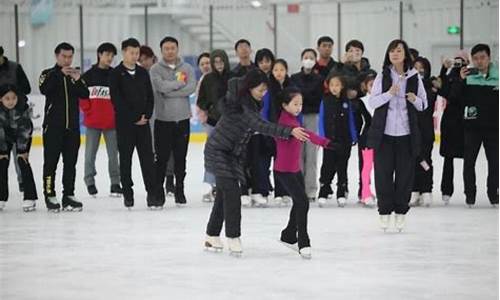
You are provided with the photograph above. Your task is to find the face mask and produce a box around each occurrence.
[302,59,316,69]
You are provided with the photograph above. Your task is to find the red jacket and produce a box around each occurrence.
[79,65,116,129]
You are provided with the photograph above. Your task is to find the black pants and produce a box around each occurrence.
[276,171,310,249]
[319,146,351,198]
[243,134,272,196]
[116,123,157,198]
[154,119,190,189]
[463,129,499,204]
[374,135,415,215]
[206,176,242,238]
[0,140,38,201]
[441,156,458,197]
[43,126,80,197]
[413,141,433,193]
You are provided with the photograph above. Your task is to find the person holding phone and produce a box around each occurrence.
[39,42,89,212]
[451,43,499,207]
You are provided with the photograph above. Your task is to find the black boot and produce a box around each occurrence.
[62,195,83,212]
[123,189,134,208]
[174,173,187,206]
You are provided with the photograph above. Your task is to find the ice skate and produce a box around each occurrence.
[380,214,390,232]
[251,193,268,208]
[395,214,405,232]
[22,200,36,212]
[45,196,61,212]
[110,184,123,198]
[241,195,251,207]
[409,192,421,207]
[227,237,243,257]
[62,195,83,212]
[204,236,224,252]
[299,247,312,259]
[421,193,432,207]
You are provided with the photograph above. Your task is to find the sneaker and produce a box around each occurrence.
[442,194,451,205]
[110,184,123,198]
[227,237,243,256]
[337,197,347,208]
[409,192,421,207]
[204,236,224,251]
[361,196,376,208]
[62,195,83,212]
[22,200,36,212]
[241,195,251,207]
[0,201,6,211]
[379,214,390,232]
[299,247,312,259]
[45,196,61,212]
[421,193,432,207]
[251,193,268,208]
[318,197,328,208]
[87,185,98,197]
[395,214,405,232]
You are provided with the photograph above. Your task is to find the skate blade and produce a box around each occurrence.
[175,203,187,208]
[47,208,60,213]
[23,207,36,212]
[279,240,299,252]
[300,253,312,260]
[229,251,242,257]
[109,193,122,198]
[204,242,223,252]
[90,194,97,198]
[62,206,83,212]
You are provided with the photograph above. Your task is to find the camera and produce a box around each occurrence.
[453,58,464,68]
[466,67,479,75]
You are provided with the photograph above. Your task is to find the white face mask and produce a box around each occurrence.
[302,59,316,70]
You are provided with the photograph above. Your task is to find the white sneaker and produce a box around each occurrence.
[395,214,405,232]
[409,192,421,207]
[299,247,312,259]
[361,196,376,208]
[337,197,346,208]
[202,192,214,203]
[241,195,251,207]
[251,193,268,208]
[421,193,432,207]
[318,197,328,208]
[227,237,242,256]
[204,236,223,251]
[281,196,292,206]
[22,200,36,212]
[0,201,5,211]
[442,195,451,205]
[379,214,390,232]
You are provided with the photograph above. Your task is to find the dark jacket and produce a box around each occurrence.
[313,57,339,79]
[320,93,355,151]
[204,77,293,184]
[39,64,89,129]
[229,63,255,79]
[0,95,32,155]
[450,62,499,132]
[0,57,31,95]
[438,66,464,158]
[328,59,374,98]
[290,69,323,114]
[351,97,372,148]
[197,49,230,126]
[366,67,421,157]
[418,77,437,145]
[109,62,154,127]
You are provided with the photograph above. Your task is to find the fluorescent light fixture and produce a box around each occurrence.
[250,1,262,8]
[18,40,26,48]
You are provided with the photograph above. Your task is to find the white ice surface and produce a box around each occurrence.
[0,143,498,300]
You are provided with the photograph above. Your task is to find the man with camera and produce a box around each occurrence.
[451,43,498,207]
[39,42,89,212]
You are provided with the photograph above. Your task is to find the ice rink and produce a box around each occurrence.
[0,142,498,300]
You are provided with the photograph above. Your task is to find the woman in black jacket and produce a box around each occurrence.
[203,69,308,256]
[437,55,467,204]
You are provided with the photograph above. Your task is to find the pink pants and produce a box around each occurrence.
[360,148,375,201]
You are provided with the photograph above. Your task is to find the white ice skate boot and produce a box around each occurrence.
[22,200,36,212]
[0,201,5,211]
[379,214,390,232]
[409,192,421,207]
[204,236,223,252]
[318,197,328,208]
[299,247,312,259]
[281,196,292,206]
[251,193,268,208]
[395,214,406,232]
[241,195,251,207]
[227,237,243,257]
[421,193,432,207]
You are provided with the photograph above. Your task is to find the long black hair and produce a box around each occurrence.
[382,39,413,72]
[238,68,269,97]
[414,56,431,80]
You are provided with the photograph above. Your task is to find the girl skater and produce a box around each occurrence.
[0,85,38,212]
[275,87,330,259]
[204,69,309,256]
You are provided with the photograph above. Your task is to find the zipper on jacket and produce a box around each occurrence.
[63,76,69,129]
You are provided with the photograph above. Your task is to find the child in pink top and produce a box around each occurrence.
[275,86,330,259]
